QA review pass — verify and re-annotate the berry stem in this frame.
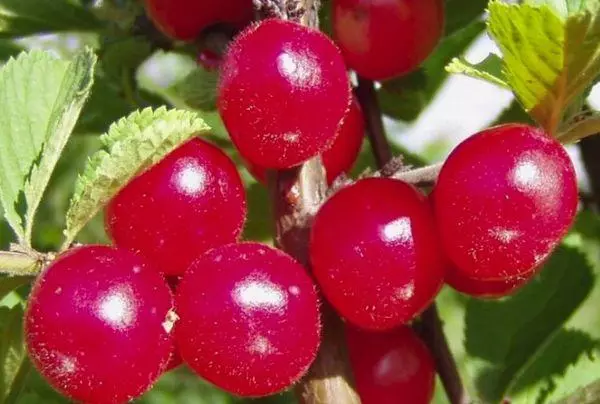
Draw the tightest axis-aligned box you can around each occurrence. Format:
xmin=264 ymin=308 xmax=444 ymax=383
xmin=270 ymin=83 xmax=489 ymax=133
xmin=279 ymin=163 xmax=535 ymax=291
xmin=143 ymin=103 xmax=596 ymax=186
xmin=354 ymin=77 xmax=393 ymax=167
xmin=260 ymin=1 xmax=360 ymax=403
xmin=355 ymin=75 xmax=469 ymax=404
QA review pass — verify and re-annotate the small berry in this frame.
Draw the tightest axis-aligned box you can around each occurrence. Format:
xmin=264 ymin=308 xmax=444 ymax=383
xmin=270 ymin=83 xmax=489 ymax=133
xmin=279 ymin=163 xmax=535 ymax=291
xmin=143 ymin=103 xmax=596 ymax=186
xmin=434 ymin=124 xmax=577 ymax=281
xmin=176 ymin=242 xmax=321 ymax=396
xmin=310 ymin=178 xmax=445 ymax=330
xmin=218 ymin=19 xmax=351 ymax=169
xmin=333 ymin=0 xmax=444 ymax=80
xmin=197 ymin=49 xmax=222 ymax=70
xmin=346 ymin=325 xmax=436 ymax=404
xmin=25 ymin=246 xmax=174 ymax=403
xmin=105 ymin=138 xmax=247 ymax=276
xmin=143 ymin=0 xmax=253 ymax=41
xmin=246 ymin=96 xmax=364 ymax=184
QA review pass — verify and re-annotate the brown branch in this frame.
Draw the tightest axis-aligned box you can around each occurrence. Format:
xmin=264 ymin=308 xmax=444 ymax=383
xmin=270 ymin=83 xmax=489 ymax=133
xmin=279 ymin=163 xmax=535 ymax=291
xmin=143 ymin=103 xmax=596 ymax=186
xmin=355 ymin=75 xmax=468 ymax=404
xmin=259 ymin=1 xmax=360 ymax=403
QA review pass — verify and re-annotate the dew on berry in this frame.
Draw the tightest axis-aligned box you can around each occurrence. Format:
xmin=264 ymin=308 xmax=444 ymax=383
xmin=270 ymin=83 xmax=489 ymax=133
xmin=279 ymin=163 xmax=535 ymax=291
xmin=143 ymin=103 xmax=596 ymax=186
xmin=176 ymin=242 xmax=321 ymax=396
xmin=218 ymin=19 xmax=351 ymax=169
xmin=310 ymin=178 xmax=445 ymax=330
xmin=433 ymin=124 xmax=578 ymax=281
xmin=25 ymin=245 xmax=174 ymax=403
xmin=105 ymin=137 xmax=247 ymax=276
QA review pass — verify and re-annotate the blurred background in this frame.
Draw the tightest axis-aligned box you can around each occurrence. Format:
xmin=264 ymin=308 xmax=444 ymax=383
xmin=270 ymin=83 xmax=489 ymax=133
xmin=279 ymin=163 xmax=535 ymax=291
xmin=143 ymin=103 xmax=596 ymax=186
xmin=1 ymin=0 xmax=599 ymax=403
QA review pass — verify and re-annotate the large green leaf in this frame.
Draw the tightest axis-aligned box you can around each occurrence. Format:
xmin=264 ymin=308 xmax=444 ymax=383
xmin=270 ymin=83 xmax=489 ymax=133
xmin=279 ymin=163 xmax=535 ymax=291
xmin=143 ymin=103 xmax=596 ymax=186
xmin=0 ymin=0 xmax=101 ymax=37
xmin=0 ymin=49 xmax=96 ymax=246
xmin=464 ymin=245 xmax=595 ymax=402
xmin=487 ymin=1 xmax=600 ymax=134
xmin=62 ymin=107 xmax=210 ymax=248
xmin=0 ymin=305 xmax=27 ymax=402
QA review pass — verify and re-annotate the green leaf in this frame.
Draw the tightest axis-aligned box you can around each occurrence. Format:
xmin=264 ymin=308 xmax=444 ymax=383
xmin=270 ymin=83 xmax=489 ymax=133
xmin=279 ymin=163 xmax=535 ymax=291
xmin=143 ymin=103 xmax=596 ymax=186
xmin=0 ymin=276 xmax=29 ymax=301
xmin=445 ymin=0 xmax=489 ymax=35
xmin=487 ymin=1 xmax=600 ymax=134
xmin=0 ymin=305 xmax=28 ymax=402
xmin=465 ymin=245 xmax=594 ymax=402
xmin=101 ymin=37 xmax=152 ymax=81
xmin=378 ymin=20 xmax=485 ymax=121
xmin=0 ymin=0 xmax=101 ymax=37
xmin=0 ymin=49 xmax=96 ymax=246
xmin=63 ymin=107 xmax=211 ymax=248
xmin=445 ymin=54 xmax=509 ymax=88
xmin=168 ymin=67 xmax=219 ymax=112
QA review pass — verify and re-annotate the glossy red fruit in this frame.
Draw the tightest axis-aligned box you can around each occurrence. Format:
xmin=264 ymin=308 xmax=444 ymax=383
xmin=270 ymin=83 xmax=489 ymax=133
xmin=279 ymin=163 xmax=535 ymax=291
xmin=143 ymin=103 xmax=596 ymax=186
xmin=247 ymin=96 xmax=364 ymax=185
xmin=165 ymin=276 xmax=183 ymax=371
xmin=346 ymin=325 xmax=436 ymax=404
xmin=176 ymin=242 xmax=321 ymax=396
xmin=25 ymin=246 xmax=175 ymax=403
xmin=446 ymin=267 xmax=533 ymax=298
xmin=434 ymin=124 xmax=578 ymax=282
xmin=310 ymin=178 xmax=446 ymax=330
xmin=333 ymin=0 xmax=444 ymax=81
xmin=218 ymin=19 xmax=351 ymax=169
xmin=105 ymin=138 xmax=247 ymax=276
xmin=143 ymin=0 xmax=253 ymax=41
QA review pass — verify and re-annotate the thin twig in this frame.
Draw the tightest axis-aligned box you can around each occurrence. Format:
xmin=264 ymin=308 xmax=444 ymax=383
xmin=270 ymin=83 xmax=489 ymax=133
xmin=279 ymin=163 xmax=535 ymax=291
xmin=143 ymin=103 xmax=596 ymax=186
xmin=259 ymin=1 xmax=360 ymax=403
xmin=390 ymin=162 xmax=443 ymax=186
xmin=355 ymin=75 xmax=468 ymax=404
xmin=355 ymin=77 xmax=393 ymax=167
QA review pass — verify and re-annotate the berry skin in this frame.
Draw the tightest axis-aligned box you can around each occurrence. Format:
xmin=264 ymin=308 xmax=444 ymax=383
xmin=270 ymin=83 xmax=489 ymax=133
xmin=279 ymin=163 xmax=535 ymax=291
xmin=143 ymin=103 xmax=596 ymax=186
xmin=434 ymin=124 xmax=578 ymax=281
xmin=143 ymin=0 xmax=253 ymax=41
xmin=25 ymin=246 xmax=174 ymax=404
xmin=446 ymin=266 xmax=532 ymax=298
xmin=105 ymin=138 xmax=247 ymax=276
xmin=310 ymin=178 xmax=446 ymax=330
xmin=218 ymin=19 xmax=352 ymax=169
xmin=333 ymin=0 xmax=444 ymax=81
xmin=346 ymin=325 xmax=436 ymax=404
xmin=175 ymin=242 xmax=321 ymax=396
xmin=246 ymin=96 xmax=365 ymax=185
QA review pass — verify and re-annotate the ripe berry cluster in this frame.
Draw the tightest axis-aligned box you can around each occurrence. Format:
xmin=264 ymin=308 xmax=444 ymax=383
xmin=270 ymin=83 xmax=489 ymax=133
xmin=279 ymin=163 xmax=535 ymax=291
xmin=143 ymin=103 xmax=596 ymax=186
xmin=23 ymin=1 xmax=579 ymax=404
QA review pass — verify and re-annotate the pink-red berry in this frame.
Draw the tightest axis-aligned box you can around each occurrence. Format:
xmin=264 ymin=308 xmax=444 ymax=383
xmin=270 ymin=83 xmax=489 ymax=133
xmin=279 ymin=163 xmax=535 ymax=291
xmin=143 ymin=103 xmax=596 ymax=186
xmin=333 ymin=0 xmax=444 ymax=80
xmin=310 ymin=178 xmax=446 ymax=330
xmin=175 ymin=242 xmax=321 ymax=396
xmin=105 ymin=138 xmax=247 ymax=276
xmin=446 ymin=266 xmax=532 ymax=298
xmin=143 ymin=0 xmax=253 ymax=41
xmin=434 ymin=124 xmax=577 ymax=281
xmin=346 ymin=325 xmax=436 ymax=404
xmin=246 ymin=96 xmax=364 ymax=184
xmin=218 ymin=19 xmax=351 ymax=169
xmin=25 ymin=246 xmax=175 ymax=403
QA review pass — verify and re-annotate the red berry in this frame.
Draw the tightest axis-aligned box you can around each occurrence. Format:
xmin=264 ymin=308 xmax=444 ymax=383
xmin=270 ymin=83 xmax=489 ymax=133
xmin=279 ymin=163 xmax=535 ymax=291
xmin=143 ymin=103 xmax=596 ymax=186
xmin=246 ymin=96 xmax=364 ymax=184
xmin=446 ymin=266 xmax=532 ymax=298
xmin=105 ymin=138 xmax=247 ymax=276
xmin=333 ymin=0 xmax=444 ymax=81
xmin=310 ymin=178 xmax=445 ymax=330
xmin=25 ymin=246 xmax=175 ymax=403
xmin=197 ymin=49 xmax=222 ymax=70
xmin=218 ymin=19 xmax=351 ymax=169
xmin=434 ymin=124 xmax=577 ymax=281
xmin=346 ymin=325 xmax=436 ymax=404
xmin=143 ymin=0 xmax=253 ymax=41
xmin=175 ymin=242 xmax=321 ymax=396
